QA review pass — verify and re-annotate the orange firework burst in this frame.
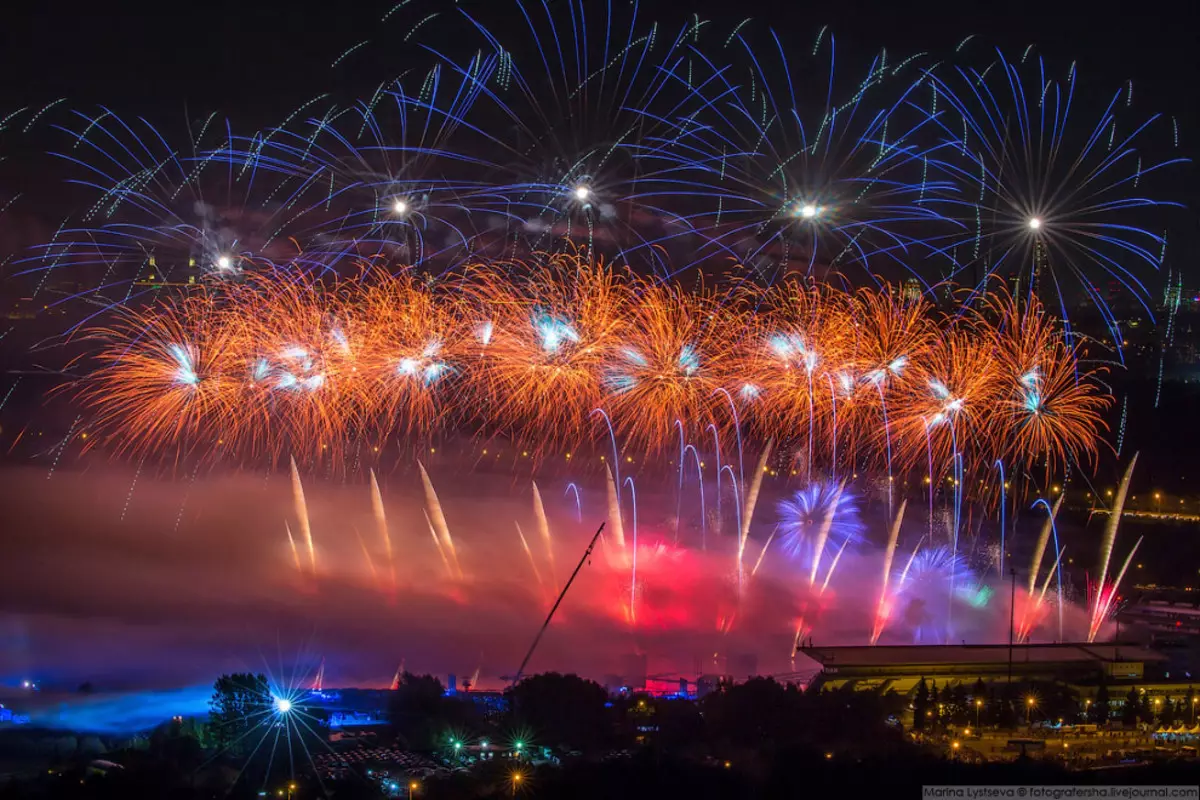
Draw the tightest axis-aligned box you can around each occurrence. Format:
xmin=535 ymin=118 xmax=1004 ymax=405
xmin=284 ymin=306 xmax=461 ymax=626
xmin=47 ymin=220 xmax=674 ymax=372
xmin=889 ymin=326 xmax=1002 ymax=476
xmin=356 ymin=266 xmax=465 ymax=443
xmin=82 ymin=290 xmax=241 ymax=460
xmin=77 ymin=266 xmax=1110 ymax=480
xmin=602 ymin=278 xmax=747 ymax=455
xmin=466 ymin=252 xmax=631 ymax=453
xmin=742 ymin=281 xmax=849 ymax=461
xmin=982 ymin=291 xmax=1110 ymax=475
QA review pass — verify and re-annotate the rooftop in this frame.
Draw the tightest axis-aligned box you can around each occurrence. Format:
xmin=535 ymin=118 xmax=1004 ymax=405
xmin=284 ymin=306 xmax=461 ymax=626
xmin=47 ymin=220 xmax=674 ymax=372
xmin=799 ymin=643 xmax=1168 ymax=669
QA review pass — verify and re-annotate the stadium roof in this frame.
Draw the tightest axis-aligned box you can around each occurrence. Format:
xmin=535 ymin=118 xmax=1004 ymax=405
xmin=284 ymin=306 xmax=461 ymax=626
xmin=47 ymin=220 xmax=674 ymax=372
xmin=799 ymin=643 xmax=1168 ymax=669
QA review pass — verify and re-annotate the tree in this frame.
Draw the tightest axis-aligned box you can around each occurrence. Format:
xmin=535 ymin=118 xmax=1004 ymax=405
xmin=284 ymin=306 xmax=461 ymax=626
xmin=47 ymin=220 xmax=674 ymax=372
xmin=1090 ymin=680 xmax=1111 ymax=725
xmin=1121 ymin=688 xmax=1140 ymax=727
xmin=912 ymin=678 xmax=929 ymax=732
xmin=208 ymin=673 xmax=271 ymax=755
xmin=388 ymin=672 xmax=476 ymax=751
xmin=1138 ymin=692 xmax=1153 ymax=725
xmin=950 ymin=684 xmax=969 ymax=726
xmin=506 ymin=672 xmax=610 ymax=752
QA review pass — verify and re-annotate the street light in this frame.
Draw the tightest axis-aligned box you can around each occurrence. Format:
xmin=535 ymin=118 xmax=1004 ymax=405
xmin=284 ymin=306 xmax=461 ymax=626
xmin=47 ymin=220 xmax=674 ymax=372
xmin=1026 ymin=696 xmax=1036 ymax=726
xmin=409 ymin=781 xmax=419 ymax=798
xmin=511 ymin=772 xmax=523 ymax=797
xmin=975 ymin=698 xmax=983 ymax=728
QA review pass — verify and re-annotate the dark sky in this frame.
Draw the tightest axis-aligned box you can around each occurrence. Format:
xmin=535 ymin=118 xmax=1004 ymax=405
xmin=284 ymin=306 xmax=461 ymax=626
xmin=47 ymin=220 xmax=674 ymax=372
xmin=2 ymin=0 xmax=1196 ymax=124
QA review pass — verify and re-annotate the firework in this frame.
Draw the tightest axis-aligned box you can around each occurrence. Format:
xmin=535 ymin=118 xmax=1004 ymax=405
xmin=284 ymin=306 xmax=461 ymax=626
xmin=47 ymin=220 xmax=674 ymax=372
xmin=77 ymin=269 xmax=1110 ymax=481
xmin=466 ymin=253 xmax=631 ymax=452
xmin=927 ymin=47 xmax=1186 ymax=337
xmin=602 ymin=277 xmax=746 ymax=455
xmin=982 ymin=291 xmax=1110 ymax=473
xmin=777 ymin=481 xmax=863 ymax=568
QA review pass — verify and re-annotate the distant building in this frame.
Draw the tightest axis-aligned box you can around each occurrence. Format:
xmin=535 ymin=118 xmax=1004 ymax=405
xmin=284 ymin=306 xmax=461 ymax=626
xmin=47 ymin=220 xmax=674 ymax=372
xmin=620 ymin=653 xmax=648 ymax=690
xmin=901 ymin=277 xmax=922 ymax=304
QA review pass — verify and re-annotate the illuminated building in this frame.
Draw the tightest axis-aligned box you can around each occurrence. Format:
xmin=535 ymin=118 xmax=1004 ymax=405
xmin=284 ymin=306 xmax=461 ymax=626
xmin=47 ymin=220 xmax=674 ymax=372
xmin=800 ymin=643 xmax=1167 ymax=694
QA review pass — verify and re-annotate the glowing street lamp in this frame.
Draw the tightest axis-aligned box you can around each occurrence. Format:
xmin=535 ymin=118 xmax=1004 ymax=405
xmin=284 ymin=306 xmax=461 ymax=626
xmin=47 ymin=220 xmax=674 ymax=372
xmin=511 ymin=772 xmax=524 ymax=797
xmin=1026 ymin=696 xmax=1036 ymax=726
xmin=975 ymin=698 xmax=983 ymax=728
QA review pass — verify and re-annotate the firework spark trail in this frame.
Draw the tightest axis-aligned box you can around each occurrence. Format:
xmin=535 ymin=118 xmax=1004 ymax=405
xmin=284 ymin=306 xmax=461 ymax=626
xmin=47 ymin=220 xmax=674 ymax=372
xmin=750 ymin=525 xmax=777 ymax=578
xmin=118 ymin=458 xmax=144 ymax=522
xmin=604 ymin=463 xmax=625 ymax=550
xmin=531 ymin=481 xmax=556 ymax=587
xmin=995 ymin=460 xmax=1006 ymax=575
xmin=565 ymin=482 xmax=583 ymax=523
xmin=871 ymin=499 xmax=908 ymax=645
xmin=172 ymin=460 xmax=203 ymax=536
xmin=682 ymin=444 xmax=707 ymax=550
xmin=808 ymin=480 xmax=846 ymax=585
xmin=737 ymin=438 xmax=773 ymax=594
xmin=1096 ymin=453 xmax=1138 ymax=601
xmin=820 ymin=540 xmax=849 ymax=594
xmin=353 ymin=526 xmax=379 ymax=585
xmin=1089 ymin=536 xmax=1144 ymax=643
xmin=284 ymin=521 xmax=302 ymax=574
xmin=1023 ymin=546 xmax=1066 ymax=642
xmin=897 ymin=537 xmax=926 ymax=589
xmin=289 ymin=457 xmax=317 ymax=575
xmin=46 ymin=415 xmax=82 ymax=480
xmin=514 ymin=521 xmax=546 ymax=596
xmin=624 ymin=476 xmax=640 ymax=625
xmin=1028 ymin=494 xmax=1064 ymax=595
xmin=418 ymin=460 xmax=461 ymax=580
xmin=424 ymin=509 xmax=452 ymax=578
xmin=369 ymin=469 xmax=394 ymax=589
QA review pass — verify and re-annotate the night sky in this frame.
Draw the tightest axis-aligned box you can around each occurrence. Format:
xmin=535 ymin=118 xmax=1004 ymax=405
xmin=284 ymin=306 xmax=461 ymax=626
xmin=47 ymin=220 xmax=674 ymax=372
xmin=2 ymin=0 xmax=1196 ymax=126
xmin=1 ymin=0 xmax=1198 ymax=697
